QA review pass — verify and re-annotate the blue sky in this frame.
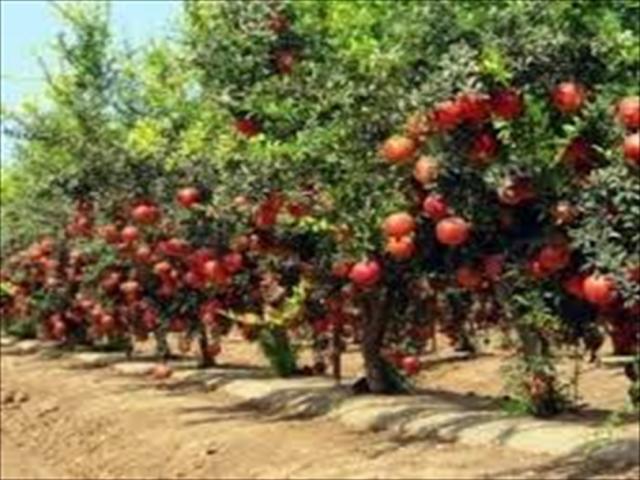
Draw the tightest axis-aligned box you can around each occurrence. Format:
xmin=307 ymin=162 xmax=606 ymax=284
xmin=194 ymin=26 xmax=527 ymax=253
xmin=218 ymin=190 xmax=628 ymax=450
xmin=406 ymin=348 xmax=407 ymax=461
xmin=1 ymin=0 xmax=181 ymax=165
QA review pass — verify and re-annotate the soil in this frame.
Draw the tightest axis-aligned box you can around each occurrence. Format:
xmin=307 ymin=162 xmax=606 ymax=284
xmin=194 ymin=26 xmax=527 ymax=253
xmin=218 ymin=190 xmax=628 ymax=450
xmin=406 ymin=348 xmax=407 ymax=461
xmin=1 ymin=334 xmax=638 ymax=480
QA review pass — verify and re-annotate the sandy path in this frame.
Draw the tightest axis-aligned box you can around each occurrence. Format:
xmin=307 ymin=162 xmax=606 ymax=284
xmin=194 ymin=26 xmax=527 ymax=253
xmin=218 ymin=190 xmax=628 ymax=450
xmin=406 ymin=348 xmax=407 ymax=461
xmin=0 ymin=352 xmax=637 ymax=480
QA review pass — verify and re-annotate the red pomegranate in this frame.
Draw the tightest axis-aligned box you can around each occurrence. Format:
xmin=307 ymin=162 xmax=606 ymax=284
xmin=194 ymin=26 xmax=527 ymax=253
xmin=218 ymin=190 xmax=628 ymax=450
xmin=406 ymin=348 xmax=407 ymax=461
xmin=435 ymin=217 xmax=471 ymax=246
xmin=616 ymin=96 xmax=640 ymax=129
xmin=422 ymin=193 xmax=449 ymax=220
xmin=563 ymin=274 xmax=586 ymax=299
xmin=382 ymin=212 xmax=416 ymax=238
xmin=563 ymin=137 xmax=595 ymax=173
xmin=538 ymin=244 xmax=571 ymax=272
xmin=528 ymin=258 xmax=549 ymax=280
xmin=468 ymin=131 xmax=499 ymax=165
xmin=457 ymin=92 xmax=491 ymax=123
xmin=134 ymin=244 xmax=153 ymax=264
xmin=552 ymin=81 xmax=586 ymax=114
xmin=431 ymin=99 xmax=463 ymax=131
xmin=176 ymin=187 xmax=200 ymax=208
xmin=131 ymin=204 xmax=160 ymax=225
xmin=98 ymin=224 xmax=120 ymax=244
xmin=222 ymin=252 xmax=244 ymax=274
xmin=386 ymin=236 xmax=415 ymax=260
xmin=203 ymin=260 xmax=230 ymax=285
xmin=456 ymin=265 xmax=484 ymax=291
xmin=401 ymin=356 xmax=421 ymax=376
xmin=583 ymin=274 xmax=617 ymax=306
xmin=121 ymin=226 xmax=139 ymax=244
xmin=331 ymin=260 xmax=354 ymax=279
xmin=490 ymin=88 xmax=524 ymax=120
xmin=349 ymin=260 xmax=382 ymax=287
xmin=160 ymin=238 xmax=190 ymax=257
xmin=623 ymin=133 xmax=640 ymax=166
xmin=234 ymin=117 xmax=260 ymax=137
xmin=381 ymin=135 xmax=417 ymax=164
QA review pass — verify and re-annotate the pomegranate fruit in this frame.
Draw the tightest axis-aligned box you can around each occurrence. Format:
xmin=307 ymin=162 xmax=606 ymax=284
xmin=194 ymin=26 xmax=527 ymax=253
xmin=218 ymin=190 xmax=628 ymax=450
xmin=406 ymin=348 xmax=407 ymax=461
xmin=435 ymin=217 xmax=471 ymax=246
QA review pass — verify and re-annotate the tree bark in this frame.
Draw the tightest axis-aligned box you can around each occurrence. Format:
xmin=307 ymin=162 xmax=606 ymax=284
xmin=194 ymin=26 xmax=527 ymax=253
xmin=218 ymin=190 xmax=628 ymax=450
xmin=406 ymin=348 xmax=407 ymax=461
xmin=360 ymin=291 xmax=393 ymax=393
xmin=198 ymin=324 xmax=214 ymax=368
xmin=154 ymin=325 xmax=171 ymax=360
xmin=331 ymin=321 xmax=342 ymax=384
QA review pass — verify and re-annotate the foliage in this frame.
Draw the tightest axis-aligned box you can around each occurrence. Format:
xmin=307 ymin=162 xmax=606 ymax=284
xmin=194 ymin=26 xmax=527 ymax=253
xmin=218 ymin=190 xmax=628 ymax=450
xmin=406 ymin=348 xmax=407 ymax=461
xmin=1 ymin=0 xmax=639 ymax=410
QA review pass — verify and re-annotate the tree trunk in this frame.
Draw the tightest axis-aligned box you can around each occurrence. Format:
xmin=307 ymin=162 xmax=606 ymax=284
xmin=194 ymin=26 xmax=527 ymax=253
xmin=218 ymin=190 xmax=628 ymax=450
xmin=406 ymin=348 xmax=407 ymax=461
xmin=360 ymin=291 xmax=393 ymax=394
xmin=198 ymin=324 xmax=214 ymax=368
xmin=154 ymin=325 xmax=171 ymax=360
xmin=331 ymin=322 xmax=342 ymax=384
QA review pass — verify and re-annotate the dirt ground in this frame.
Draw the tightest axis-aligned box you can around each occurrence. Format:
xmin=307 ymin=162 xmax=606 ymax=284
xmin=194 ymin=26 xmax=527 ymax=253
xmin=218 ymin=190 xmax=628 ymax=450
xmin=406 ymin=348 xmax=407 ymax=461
xmin=1 ymin=339 xmax=639 ymax=480
xmin=208 ymin=333 xmax=633 ymax=412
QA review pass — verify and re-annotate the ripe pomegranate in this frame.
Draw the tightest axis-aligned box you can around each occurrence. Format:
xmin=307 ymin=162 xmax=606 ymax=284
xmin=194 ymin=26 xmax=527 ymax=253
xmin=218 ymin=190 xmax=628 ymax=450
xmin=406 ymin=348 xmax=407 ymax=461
xmin=381 ymin=135 xmax=417 ymax=164
xmin=150 ymin=364 xmax=173 ymax=380
xmin=131 ymin=204 xmax=160 ymax=225
xmin=435 ymin=217 xmax=471 ymax=246
xmin=401 ymin=356 xmax=421 ymax=376
xmin=98 ymin=224 xmax=120 ymax=244
xmin=457 ymin=92 xmax=491 ymax=123
xmin=563 ymin=137 xmax=595 ymax=173
xmin=176 ymin=187 xmax=200 ymax=208
xmin=98 ymin=314 xmax=115 ymax=333
xmin=287 ymin=201 xmax=308 ymax=218
xmin=121 ymin=226 xmax=139 ymax=244
xmin=203 ymin=260 xmax=230 ymax=285
xmin=413 ymin=155 xmax=440 ymax=185
xmin=222 ymin=252 xmax=244 ymax=274
xmin=331 ymin=260 xmax=353 ymax=278
xmin=623 ymin=132 xmax=640 ymax=166
xmin=422 ymin=193 xmax=449 ymax=220
xmin=234 ymin=117 xmax=260 ymax=137
xmin=349 ymin=260 xmax=382 ymax=287
xmin=382 ymin=212 xmax=416 ymax=238
xmin=184 ymin=270 xmax=205 ymax=290
xmin=456 ymin=265 xmax=484 ymax=291
xmin=616 ymin=96 xmax=640 ymax=129
xmin=386 ymin=235 xmax=415 ymax=260
xmin=563 ymin=274 xmax=586 ymax=299
xmin=552 ymin=82 xmax=586 ymax=114
xmin=528 ymin=258 xmax=549 ymax=280
xmin=153 ymin=261 xmax=173 ymax=278
xmin=431 ymin=99 xmax=463 ymax=131
xmin=538 ymin=244 xmax=571 ymax=272
xmin=119 ymin=280 xmax=140 ymax=296
xmin=134 ymin=244 xmax=153 ymax=264
xmin=490 ymin=88 xmax=524 ymax=120
xmin=468 ymin=131 xmax=499 ymax=165
xmin=583 ymin=274 xmax=617 ymax=306
xmin=160 ymin=238 xmax=190 ymax=257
